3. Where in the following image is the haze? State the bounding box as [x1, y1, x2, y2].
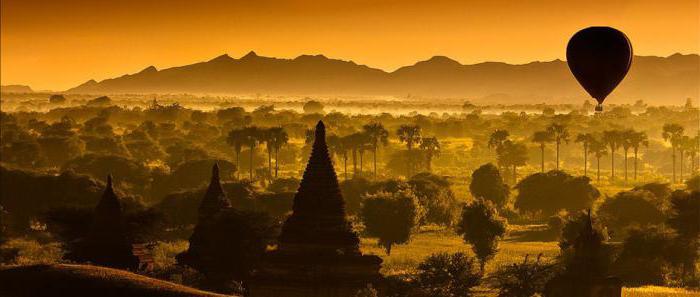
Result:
[1, 0, 698, 91]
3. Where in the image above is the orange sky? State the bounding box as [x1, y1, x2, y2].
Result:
[1, 0, 698, 91]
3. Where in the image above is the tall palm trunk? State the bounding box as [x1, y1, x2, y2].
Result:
[624, 149, 629, 184]
[274, 147, 280, 178]
[249, 144, 255, 180]
[672, 147, 677, 183]
[633, 148, 639, 181]
[583, 143, 588, 177]
[680, 150, 684, 182]
[267, 146, 273, 177]
[556, 141, 560, 170]
[373, 147, 378, 178]
[235, 149, 241, 179]
[611, 149, 615, 180]
[597, 156, 601, 183]
[343, 153, 348, 180]
[359, 150, 364, 175]
[512, 165, 517, 184]
[540, 143, 545, 173]
[352, 149, 357, 178]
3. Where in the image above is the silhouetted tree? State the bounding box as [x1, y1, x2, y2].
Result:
[361, 189, 422, 255]
[547, 123, 569, 170]
[226, 129, 245, 179]
[419, 136, 440, 172]
[496, 140, 528, 184]
[457, 199, 507, 272]
[532, 130, 554, 172]
[603, 130, 622, 181]
[267, 127, 288, 178]
[416, 252, 482, 297]
[302, 100, 324, 114]
[514, 171, 599, 217]
[597, 190, 665, 239]
[575, 133, 595, 177]
[242, 126, 261, 180]
[362, 123, 389, 178]
[397, 124, 422, 175]
[488, 254, 554, 297]
[627, 130, 648, 181]
[662, 123, 684, 183]
[588, 137, 607, 183]
[470, 163, 510, 208]
[409, 173, 459, 226]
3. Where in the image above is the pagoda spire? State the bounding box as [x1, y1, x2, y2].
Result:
[198, 163, 231, 220]
[277, 120, 360, 254]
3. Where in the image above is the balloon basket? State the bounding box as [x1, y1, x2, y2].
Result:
[595, 104, 603, 112]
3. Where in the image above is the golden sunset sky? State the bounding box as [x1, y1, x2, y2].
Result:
[1, 0, 698, 90]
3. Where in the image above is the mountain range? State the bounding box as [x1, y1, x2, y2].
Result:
[67, 51, 699, 104]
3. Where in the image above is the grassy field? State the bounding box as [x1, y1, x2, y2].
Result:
[359, 227, 700, 296]
[0, 264, 234, 297]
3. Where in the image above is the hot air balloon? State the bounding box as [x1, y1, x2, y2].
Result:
[567, 27, 632, 112]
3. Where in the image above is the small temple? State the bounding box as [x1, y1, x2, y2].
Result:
[249, 121, 382, 297]
[198, 163, 232, 221]
[81, 175, 139, 270]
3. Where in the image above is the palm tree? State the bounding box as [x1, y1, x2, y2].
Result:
[678, 135, 691, 182]
[488, 129, 510, 151]
[620, 129, 634, 184]
[226, 129, 245, 179]
[362, 123, 389, 178]
[328, 134, 349, 180]
[397, 124, 422, 175]
[575, 133, 595, 177]
[419, 137, 440, 172]
[345, 132, 368, 177]
[242, 126, 261, 180]
[662, 123, 685, 183]
[497, 140, 528, 184]
[627, 130, 648, 181]
[532, 130, 554, 172]
[260, 128, 273, 177]
[267, 127, 288, 178]
[686, 135, 699, 175]
[602, 130, 621, 181]
[588, 137, 608, 183]
[546, 123, 569, 170]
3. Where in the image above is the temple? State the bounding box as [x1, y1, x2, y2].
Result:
[198, 163, 232, 221]
[250, 121, 382, 297]
[81, 175, 138, 269]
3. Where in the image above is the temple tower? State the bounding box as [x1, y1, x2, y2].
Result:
[250, 121, 382, 297]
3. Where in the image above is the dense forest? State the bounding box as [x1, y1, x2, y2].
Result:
[0, 93, 698, 297]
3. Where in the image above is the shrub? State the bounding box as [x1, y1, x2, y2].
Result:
[488, 255, 555, 297]
[416, 252, 482, 297]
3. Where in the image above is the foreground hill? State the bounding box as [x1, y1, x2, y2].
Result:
[66, 52, 699, 104]
[0, 264, 233, 297]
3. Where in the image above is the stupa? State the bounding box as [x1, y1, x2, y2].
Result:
[82, 175, 138, 269]
[249, 121, 382, 297]
[197, 163, 232, 221]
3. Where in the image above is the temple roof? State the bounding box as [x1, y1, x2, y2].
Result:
[198, 163, 231, 220]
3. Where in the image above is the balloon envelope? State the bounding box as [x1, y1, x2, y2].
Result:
[567, 27, 632, 105]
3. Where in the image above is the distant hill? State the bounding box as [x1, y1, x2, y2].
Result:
[1, 85, 33, 93]
[66, 52, 699, 105]
[0, 264, 234, 297]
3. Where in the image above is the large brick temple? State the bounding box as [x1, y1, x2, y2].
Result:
[249, 120, 382, 297]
